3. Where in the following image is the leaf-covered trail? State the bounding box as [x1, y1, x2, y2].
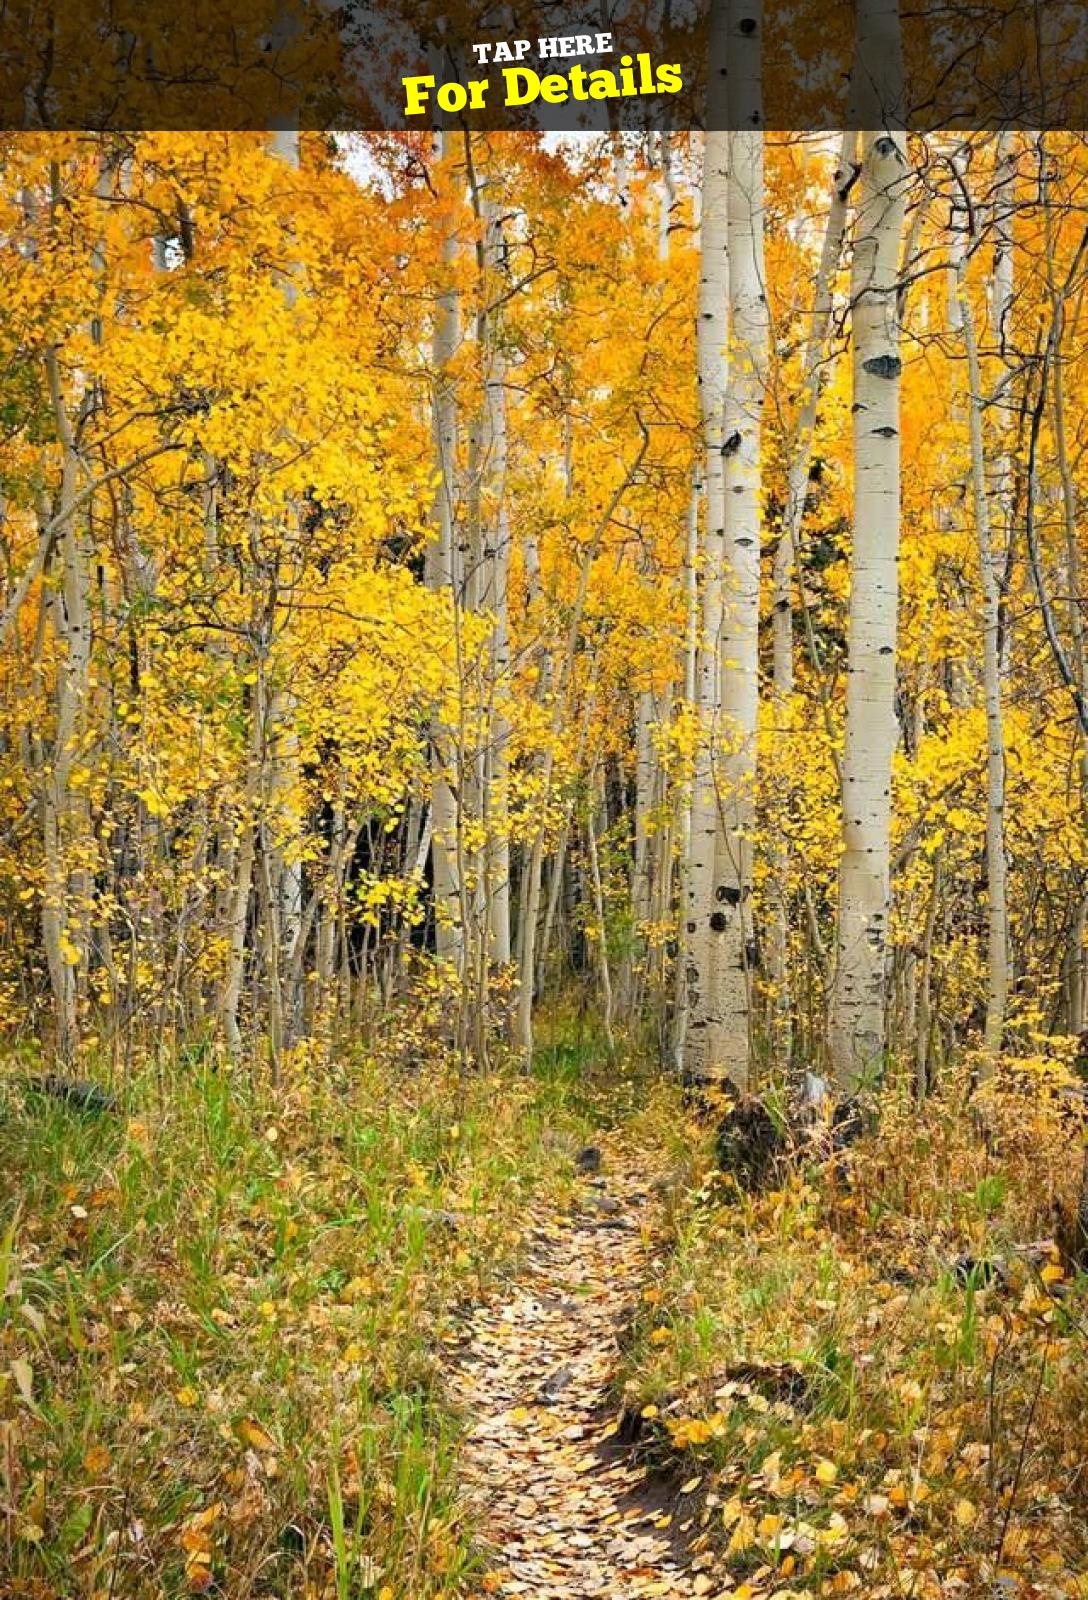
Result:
[451, 1138, 705, 1599]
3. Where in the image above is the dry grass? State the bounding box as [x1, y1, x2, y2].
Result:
[622, 1065, 1088, 1599]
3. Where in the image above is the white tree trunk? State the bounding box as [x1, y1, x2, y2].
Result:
[772, 131, 856, 697]
[952, 175, 1009, 1057]
[267, 129, 305, 1041]
[673, 472, 702, 1068]
[483, 201, 512, 967]
[631, 143, 679, 944]
[829, 0, 909, 1093]
[633, 691, 655, 924]
[40, 351, 90, 1063]
[428, 130, 465, 972]
[682, 0, 730, 1083]
[768, 131, 856, 1068]
[713, 0, 768, 1093]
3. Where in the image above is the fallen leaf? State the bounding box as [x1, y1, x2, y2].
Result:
[234, 1418, 277, 1453]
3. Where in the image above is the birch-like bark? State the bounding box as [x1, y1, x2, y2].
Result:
[658, 130, 676, 258]
[1042, 147, 1088, 1038]
[672, 472, 702, 1068]
[772, 132, 856, 697]
[952, 170, 1009, 1057]
[219, 665, 262, 1056]
[713, 0, 768, 1092]
[633, 144, 678, 940]
[586, 764, 616, 1053]
[40, 350, 90, 1062]
[990, 131, 1016, 681]
[767, 134, 855, 1068]
[632, 692, 655, 925]
[267, 129, 305, 1042]
[682, 0, 730, 1083]
[484, 311, 513, 968]
[461, 143, 514, 972]
[428, 129, 465, 972]
[829, 0, 909, 1093]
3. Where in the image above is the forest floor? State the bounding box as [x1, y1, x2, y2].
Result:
[616, 1072, 1088, 1600]
[450, 1134, 712, 1600]
[4, 1037, 1088, 1600]
[0, 1035, 630, 1600]
[451, 1064, 1088, 1600]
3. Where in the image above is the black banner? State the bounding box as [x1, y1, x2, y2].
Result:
[1, 0, 1086, 130]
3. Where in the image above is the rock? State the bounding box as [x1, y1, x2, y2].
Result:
[593, 1194, 621, 1215]
[576, 1145, 602, 1174]
[715, 1097, 785, 1192]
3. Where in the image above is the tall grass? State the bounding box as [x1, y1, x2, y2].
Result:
[0, 1039, 598, 1597]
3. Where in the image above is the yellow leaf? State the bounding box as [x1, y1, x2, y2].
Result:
[815, 1458, 838, 1485]
[954, 1497, 976, 1528]
[235, 1417, 277, 1453]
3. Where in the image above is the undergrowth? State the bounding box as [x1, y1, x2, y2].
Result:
[621, 1065, 1088, 1599]
[0, 1033, 603, 1599]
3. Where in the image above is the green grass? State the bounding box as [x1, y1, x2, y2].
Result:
[0, 1039, 600, 1598]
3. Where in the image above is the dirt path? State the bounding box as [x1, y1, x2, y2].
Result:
[450, 1138, 704, 1600]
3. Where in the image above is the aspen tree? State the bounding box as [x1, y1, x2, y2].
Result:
[950, 147, 1009, 1057]
[37, 155, 116, 1062]
[683, 0, 730, 1084]
[267, 126, 304, 1048]
[829, 0, 909, 1093]
[768, 131, 855, 1064]
[633, 135, 677, 972]
[715, 0, 768, 1092]
[673, 472, 702, 1068]
[483, 196, 513, 968]
[428, 128, 466, 973]
[221, 128, 305, 1061]
[40, 345, 90, 1064]
[1040, 137, 1088, 1034]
